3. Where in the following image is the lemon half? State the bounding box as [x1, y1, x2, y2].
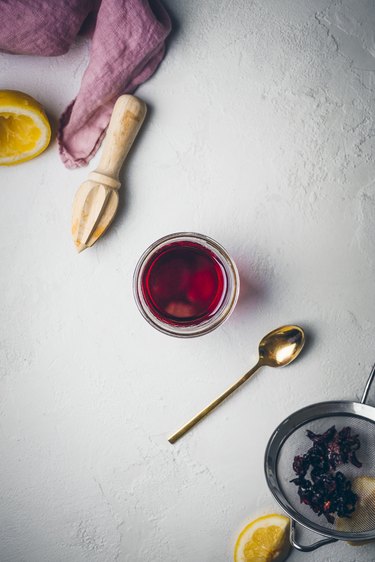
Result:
[234, 514, 291, 562]
[0, 90, 51, 165]
[336, 476, 375, 545]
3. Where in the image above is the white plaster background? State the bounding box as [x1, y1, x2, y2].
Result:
[1, 0, 375, 560]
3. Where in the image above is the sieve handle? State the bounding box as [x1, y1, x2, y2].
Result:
[290, 520, 338, 552]
[361, 364, 375, 404]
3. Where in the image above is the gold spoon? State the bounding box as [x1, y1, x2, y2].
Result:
[168, 325, 305, 444]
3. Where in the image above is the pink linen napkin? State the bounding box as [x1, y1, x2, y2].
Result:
[0, 0, 171, 168]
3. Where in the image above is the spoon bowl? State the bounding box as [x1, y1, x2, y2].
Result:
[259, 325, 305, 367]
[169, 324, 305, 444]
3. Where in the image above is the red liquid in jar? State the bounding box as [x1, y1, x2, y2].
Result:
[141, 241, 227, 325]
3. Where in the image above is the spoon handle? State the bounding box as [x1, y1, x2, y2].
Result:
[168, 361, 262, 444]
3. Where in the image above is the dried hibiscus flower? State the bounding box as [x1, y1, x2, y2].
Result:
[291, 425, 361, 523]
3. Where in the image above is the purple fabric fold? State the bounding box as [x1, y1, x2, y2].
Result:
[0, 0, 171, 168]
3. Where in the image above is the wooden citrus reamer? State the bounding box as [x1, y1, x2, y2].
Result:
[72, 95, 147, 252]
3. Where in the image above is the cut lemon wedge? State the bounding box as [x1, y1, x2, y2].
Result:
[0, 90, 51, 165]
[234, 514, 291, 562]
[337, 476, 375, 544]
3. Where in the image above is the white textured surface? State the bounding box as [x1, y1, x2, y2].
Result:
[1, 1, 375, 560]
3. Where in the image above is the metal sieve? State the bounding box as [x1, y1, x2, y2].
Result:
[265, 365, 375, 552]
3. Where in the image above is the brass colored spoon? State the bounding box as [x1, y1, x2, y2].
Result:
[168, 325, 305, 444]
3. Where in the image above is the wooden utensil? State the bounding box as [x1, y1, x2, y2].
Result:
[71, 95, 147, 252]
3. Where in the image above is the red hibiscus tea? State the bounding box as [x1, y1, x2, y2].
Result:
[141, 241, 227, 324]
[133, 233, 239, 337]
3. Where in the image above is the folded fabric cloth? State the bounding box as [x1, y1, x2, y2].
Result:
[0, 0, 171, 168]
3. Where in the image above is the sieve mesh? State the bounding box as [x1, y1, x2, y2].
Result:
[276, 413, 375, 537]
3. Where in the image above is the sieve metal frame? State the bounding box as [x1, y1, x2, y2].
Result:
[265, 364, 375, 550]
[264, 400, 375, 544]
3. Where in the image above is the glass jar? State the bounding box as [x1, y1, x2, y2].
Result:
[133, 232, 240, 337]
